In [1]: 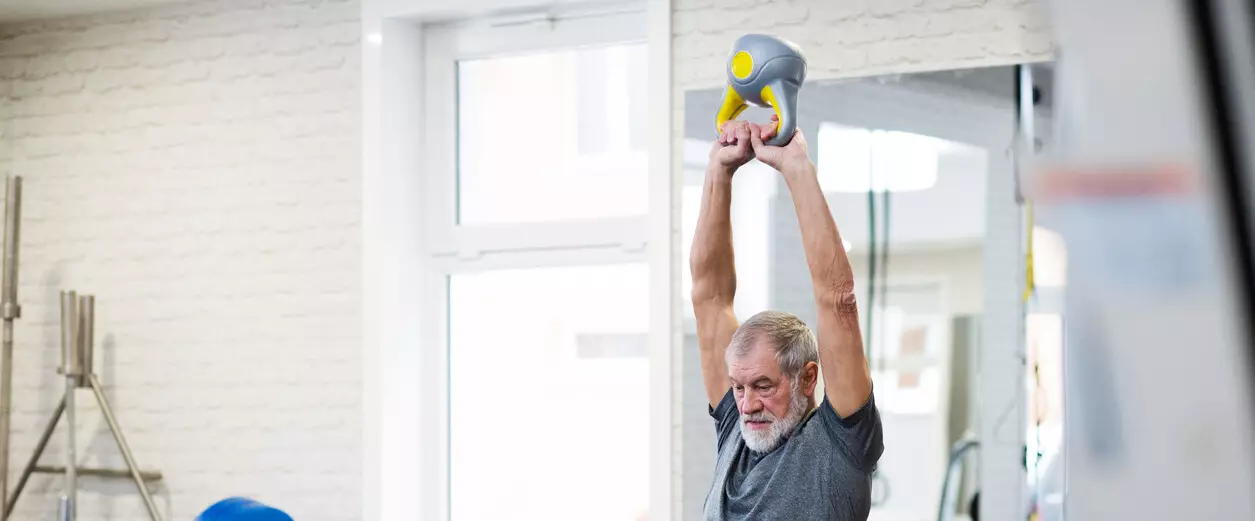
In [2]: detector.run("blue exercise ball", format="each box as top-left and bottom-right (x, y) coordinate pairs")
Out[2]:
(197, 497), (293, 521)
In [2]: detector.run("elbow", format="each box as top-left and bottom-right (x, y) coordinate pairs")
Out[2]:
(691, 279), (735, 308)
(816, 282), (859, 319)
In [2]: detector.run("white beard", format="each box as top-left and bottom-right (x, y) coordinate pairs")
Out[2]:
(739, 382), (812, 453)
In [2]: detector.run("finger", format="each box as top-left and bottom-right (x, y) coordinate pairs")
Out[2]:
(761, 122), (777, 140)
(725, 121), (746, 144)
(735, 124), (751, 151)
(720, 121), (735, 144)
(732, 121), (753, 143)
(749, 127), (766, 150)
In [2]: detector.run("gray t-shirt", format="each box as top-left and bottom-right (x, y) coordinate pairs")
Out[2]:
(703, 388), (884, 520)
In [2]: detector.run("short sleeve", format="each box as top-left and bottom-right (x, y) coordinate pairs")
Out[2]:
(817, 391), (884, 471)
(709, 388), (740, 453)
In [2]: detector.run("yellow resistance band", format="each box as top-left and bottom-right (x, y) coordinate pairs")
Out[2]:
(1023, 199), (1035, 303)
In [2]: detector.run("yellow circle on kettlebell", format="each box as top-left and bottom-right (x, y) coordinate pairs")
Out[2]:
(731, 51), (753, 79)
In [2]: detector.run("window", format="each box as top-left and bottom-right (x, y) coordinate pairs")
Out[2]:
(817, 122), (944, 193)
(422, 8), (652, 521)
(457, 44), (649, 224)
(448, 264), (649, 520)
(1025, 227), (1067, 518)
(423, 13), (650, 257)
(1025, 312), (1065, 516)
(1032, 226), (1069, 288)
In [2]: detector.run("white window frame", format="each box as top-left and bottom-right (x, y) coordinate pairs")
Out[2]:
(413, 5), (664, 521)
(421, 8), (651, 267)
(362, 0), (673, 518)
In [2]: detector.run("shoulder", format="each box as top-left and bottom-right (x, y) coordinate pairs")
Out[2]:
(710, 388), (742, 453)
(821, 392), (879, 428)
(812, 393), (885, 471)
(710, 387), (738, 421)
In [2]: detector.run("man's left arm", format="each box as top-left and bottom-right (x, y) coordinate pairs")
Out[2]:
(783, 161), (873, 418)
(750, 124), (872, 418)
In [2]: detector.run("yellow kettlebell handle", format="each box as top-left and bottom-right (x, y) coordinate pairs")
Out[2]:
(715, 86), (749, 134)
(716, 82), (794, 146)
(716, 85), (787, 137)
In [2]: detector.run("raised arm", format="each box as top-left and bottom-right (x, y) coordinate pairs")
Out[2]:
(690, 121), (755, 408)
(750, 123), (873, 419)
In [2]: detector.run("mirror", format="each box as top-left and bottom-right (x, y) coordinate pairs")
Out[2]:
(679, 63), (1060, 521)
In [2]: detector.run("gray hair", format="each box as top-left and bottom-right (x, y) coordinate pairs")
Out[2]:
(726, 310), (819, 380)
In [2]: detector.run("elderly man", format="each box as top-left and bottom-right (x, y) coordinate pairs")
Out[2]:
(691, 117), (884, 520)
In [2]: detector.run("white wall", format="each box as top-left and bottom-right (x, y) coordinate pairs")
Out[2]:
(0, 0), (362, 519)
(672, 0), (1053, 518)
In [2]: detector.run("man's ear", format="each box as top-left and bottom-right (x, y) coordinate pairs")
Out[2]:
(803, 361), (820, 397)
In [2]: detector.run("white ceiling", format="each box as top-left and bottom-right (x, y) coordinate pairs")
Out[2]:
(0, 0), (192, 23)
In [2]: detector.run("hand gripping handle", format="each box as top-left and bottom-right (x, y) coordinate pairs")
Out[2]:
(760, 79), (799, 147)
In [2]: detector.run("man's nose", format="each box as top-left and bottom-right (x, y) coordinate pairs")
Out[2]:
(739, 390), (762, 414)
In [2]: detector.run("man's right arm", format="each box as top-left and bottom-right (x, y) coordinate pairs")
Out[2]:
(691, 161), (738, 409)
(691, 123), (751, 409)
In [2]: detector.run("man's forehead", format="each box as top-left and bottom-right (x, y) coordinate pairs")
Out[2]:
(728, 347), (782, 381)
(729, 340), (778, 363)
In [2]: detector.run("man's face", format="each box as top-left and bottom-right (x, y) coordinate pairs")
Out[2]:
(727, 341), (815, 453)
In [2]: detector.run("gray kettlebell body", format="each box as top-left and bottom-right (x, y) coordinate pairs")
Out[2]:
(716, 34), (807, 146)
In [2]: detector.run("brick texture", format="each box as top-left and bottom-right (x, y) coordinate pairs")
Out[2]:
(673, 0), (1054, 90)
(0, 0), (361, 519)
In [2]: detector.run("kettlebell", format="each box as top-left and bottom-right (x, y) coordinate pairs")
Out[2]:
(716, 34), (807, 147)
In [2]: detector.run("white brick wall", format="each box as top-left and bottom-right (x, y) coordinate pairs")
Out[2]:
(0, 0), (361, 519)
(672, 0), (1054, 90)
(672, 0), (1052, 518)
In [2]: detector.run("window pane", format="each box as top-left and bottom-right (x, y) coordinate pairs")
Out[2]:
(1032, 226), (1069, 287)
(1025, 313), (1066, 518)
(457, 44), (649, 224)
(818, 122), (948, 193)
(448, 264), (650, 521)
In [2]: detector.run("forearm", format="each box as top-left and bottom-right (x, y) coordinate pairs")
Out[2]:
(783, 163), (855, 299)
(689, 164), (737, 304)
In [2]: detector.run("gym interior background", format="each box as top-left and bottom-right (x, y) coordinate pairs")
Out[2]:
(0, 0), (1251, 520)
